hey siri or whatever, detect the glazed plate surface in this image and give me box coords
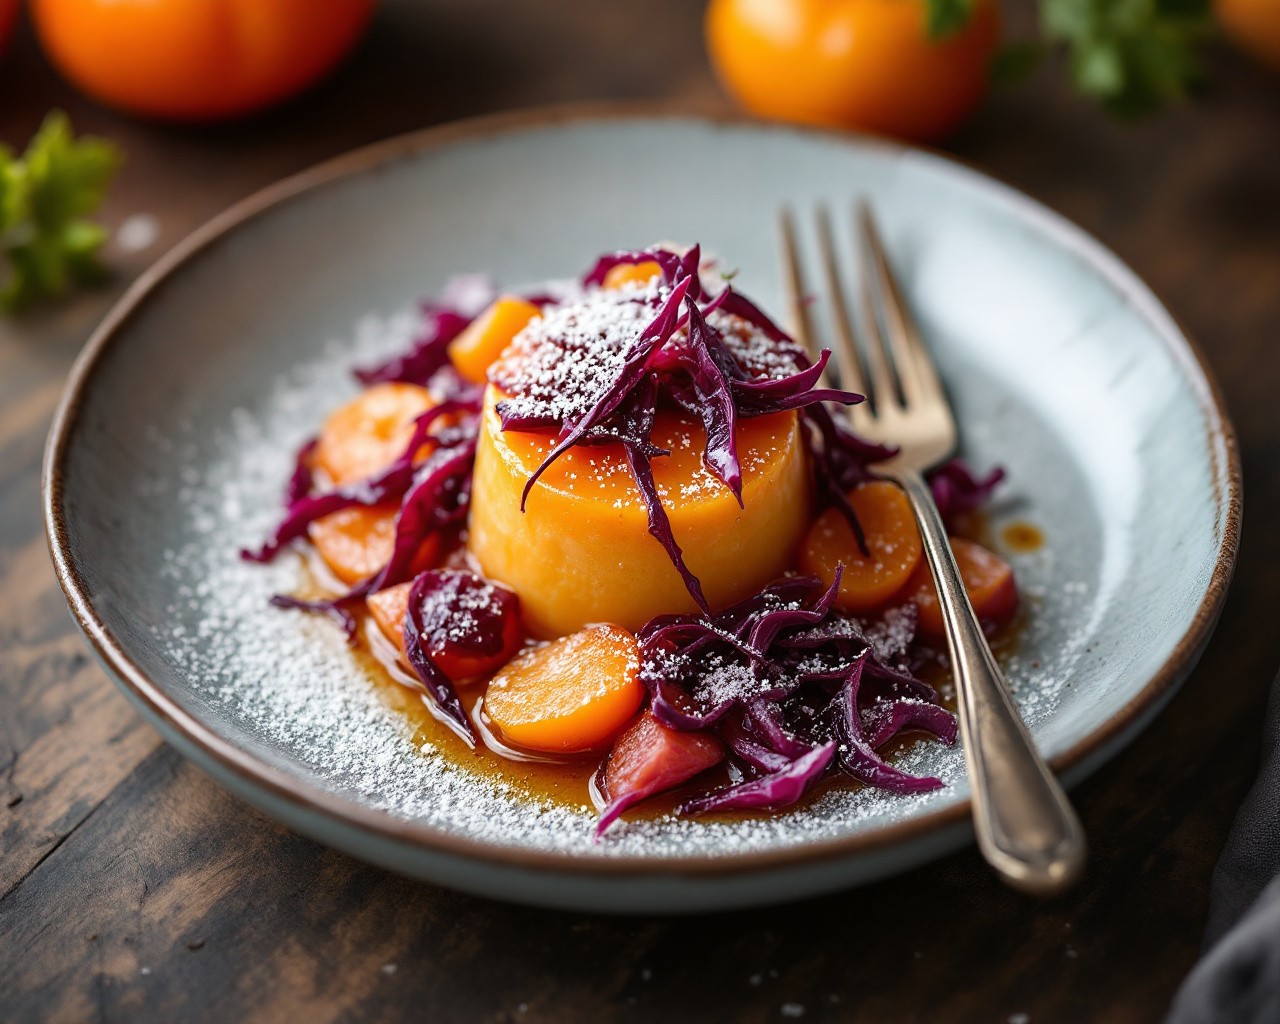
[45,110,1239,912]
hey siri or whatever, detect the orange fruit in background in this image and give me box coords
[705,0,1000,143]
[29,0,376,121]
[1217,0,1280,71]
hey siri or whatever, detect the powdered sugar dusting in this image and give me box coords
[492,286,658,425]
[132,307,1086,858]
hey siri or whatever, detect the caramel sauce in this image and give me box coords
[355,616,602,809]
[1001,520,1045,554]
[306,518,1032,819]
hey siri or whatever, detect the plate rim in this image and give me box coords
[42,102,1242,879]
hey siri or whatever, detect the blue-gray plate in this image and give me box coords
[44,109,1240,913]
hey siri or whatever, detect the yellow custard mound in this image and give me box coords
[468,388,811,637]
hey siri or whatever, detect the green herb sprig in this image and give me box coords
[928,0,1212,117]
[1,112,121,313]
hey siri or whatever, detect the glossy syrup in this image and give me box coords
[329,520,1030,819]
[1001,520,1046,554]
[349,609,1023,821]
[355,619,603,810]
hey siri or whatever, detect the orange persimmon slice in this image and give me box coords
[601,261,662,290]
[308,505,439,586]
[367,581,412,652]
[483,624,644,753]
[313,382,435,486]
[798,480,923,614]
[448,296,541,385]
[906,538,1018,637]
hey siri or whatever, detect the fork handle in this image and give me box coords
[888,467,1087,894]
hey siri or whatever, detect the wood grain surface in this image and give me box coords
[3,2,1279,1021]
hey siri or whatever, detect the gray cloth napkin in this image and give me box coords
[1167,672,1280,1024]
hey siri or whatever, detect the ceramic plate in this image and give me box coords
[44,109,1240,913]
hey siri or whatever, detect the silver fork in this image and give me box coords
[780,202,1086,894]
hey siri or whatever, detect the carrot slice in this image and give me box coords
[906,538,1018,636]
[367,581,412,652]
[601,261,662,290]
[602,713,723,808]
[798,480,923,613]
[365,578,522,683]
[448,296,541,385]
[314,382,434,486]
[483,625,644,753]
[308,505,439,586]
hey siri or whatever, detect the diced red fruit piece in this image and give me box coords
[367,570,523,683]
[602,713,725,809]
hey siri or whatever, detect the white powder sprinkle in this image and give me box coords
[493,287,657,425]
[136,302,1080,859]
[864,605,918,666]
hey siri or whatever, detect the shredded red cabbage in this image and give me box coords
[247,387,483,638]
[402,572,472,743]
[680,742,836,815]
[400,569,519,742]
[497,245,876,607]
[353,275,555,387]
[283,438,318,508]
[242,252,1013,835]
[242,396,477,565]
[599,570,957,829]
[353,305,473,387]
[929,459,1006,528]
[583,246,704,299]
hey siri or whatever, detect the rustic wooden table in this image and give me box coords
[2,3,1278,1021]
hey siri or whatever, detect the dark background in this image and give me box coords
[2,1,1279,1021]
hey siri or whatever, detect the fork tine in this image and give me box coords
[777,207,828,387]
[813,207,866,394]
[810,209,875,434]
[857,202,944,408]
[849,211,904,416]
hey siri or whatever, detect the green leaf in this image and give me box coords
[926,0,977,39]
[991,42,1047,88]
[1,111,121,313]
[1072,39,1126,98]
[1038,0,1210,117]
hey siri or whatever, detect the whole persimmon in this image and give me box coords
[705,0,1000,143]
[30,0,375,121]
[1217,0,1280,70]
